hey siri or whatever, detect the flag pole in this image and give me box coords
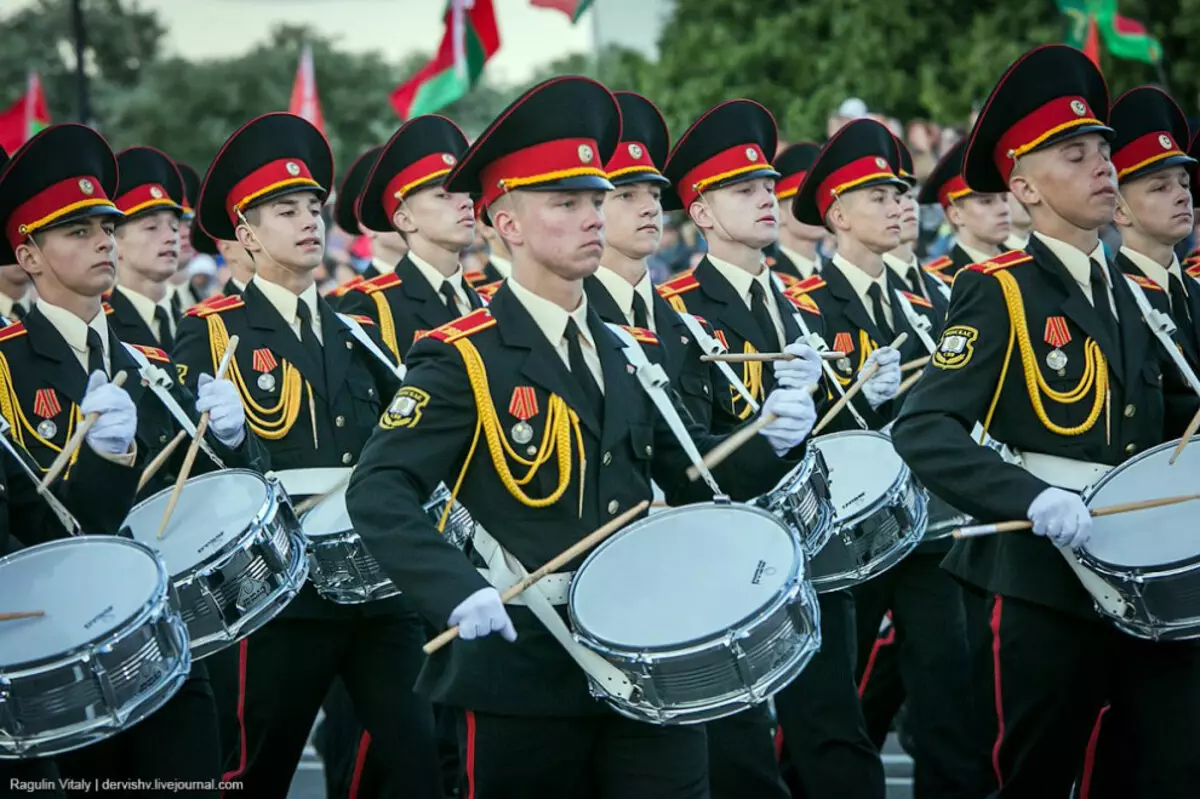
[69,0,93,127]
[590,1,603,82]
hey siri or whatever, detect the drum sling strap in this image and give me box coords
[121,342,225,469]
[1123,276,1200,396]
[674,311,760,412]
[0,415,79,534]
[335,313,407,382]
[892,288,939,355]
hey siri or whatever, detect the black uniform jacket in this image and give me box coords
[105,287,171,351]
[337,256,484,363]
[173,281,403,619]
[1113,250,1200,370]
[345,283,799,716]
[891,239,1198,616]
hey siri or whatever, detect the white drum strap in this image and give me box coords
[1058,547,1133,619]
[606,324,724,497]
[0,416,79,534]
[893,289,939,355]
[786,300,869,430]
[121,343,225,469]
[472,525,635,700]
[932,274,951,301]
[336,313,407,381]
[1123,276,1200,396]
[675,311,759,412]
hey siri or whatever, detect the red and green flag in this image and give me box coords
[0,71,50,155]
[390,0,500,121]
[288,44,325,134]
[530,0,594,24]
[1058,1,1162,65]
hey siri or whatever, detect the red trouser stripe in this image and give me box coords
[1079,704,1110,799]
[348,731,372,799]
[990,595,1005,789]
[774,725,784,762]
[465,710,478,799]
[221,638,250,790]
[857,615,896,698]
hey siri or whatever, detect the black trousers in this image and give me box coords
[857,613,901,748]
[983,594,1200,798]
[706,704,789,799]
[215,601,440,798]
[55,671,221,798]
[774,589,884,799]
[456,710,708,799]
[314,679,389,799]
[853,553,986,798]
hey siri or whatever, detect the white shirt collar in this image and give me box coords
[1005,231,1031,251]
[117,285,171,330]
[1119,246,1183,292]
[371,257,396,275]
[778,245,817,278]
[708,254,775,305]
[957,240,1000,265]
[591,265,654,325]
[0,293,15,320]
[489,254,512,278]
[881,252,918,281]
[409,250,464,295]
[252,276,321,327]
[1033,232,1107,291]
[832,253,890,305]
[36,299,110,368]
[506,276,594,349]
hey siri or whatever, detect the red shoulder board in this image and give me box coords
[968,250,1033,275]
[1128,274,1164,292]
[189,295,245,317]
[923,255,953,273]
[347,314,376,326]
[765,255,777,268]
[0,322,28,343]
[425,309,496,344]
[463,270,489,287]
[359,272,402,295]
[329,276,365,297]
[618,325,658,345]
[656,270,699,299]
[1187,262,1200,279]
[102,302,114,315]
[900,290,933,309]
[773,270,799,288]
[788,275,826,295]
[476,280,503,299]
[130,343,170,363]
[786,292,821,316]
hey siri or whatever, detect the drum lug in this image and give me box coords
[727,632,763,704]
[88,656,124,727]
[711,494,732,506]
[632,653,663,711]
[0,678,21,740]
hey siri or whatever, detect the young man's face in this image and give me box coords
[17,216,119,299]
[601,181,663,259]
[116,209,180,283]
[1117,165,1194,245]
[1011,133,1117,232]
[830,184,904,253]
[495,190,607,281]
[692,177,779,250]
[393,185,476,250]
[897,188,919,246]
[238,191,326,270]
[178,217,196,264]
[949,193,1012,246]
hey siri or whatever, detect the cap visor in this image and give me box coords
[45,204,126,231]
[609,171,671,188]
[1029,123,1115,155]
[1120,153,1198,183]
[520,174,615,193]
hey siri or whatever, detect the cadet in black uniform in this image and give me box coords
[172,161,205,317]
[345,76,821,799]
[788,119,984,798]
[338,116,484,362]
[770,142,825,283]
[891,45,1200,797]
[0,150,32,326]
[173,112,441,798]
[882,138,953,319]
[325,145,385,309]
[0,123,266,797]
[105,147,187,351]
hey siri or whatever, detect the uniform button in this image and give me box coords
[335,415,346,428]
[342,452,353,465]
[1124,404,1136,418]
[159,434,169,444]
[368,388,375,398]
[644,445,652,456]
[607,499,619,515]
[1124,443,1137,455]
[602,451,612,466]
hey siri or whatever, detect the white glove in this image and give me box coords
[759,386,817,456]
[774,340,823,389]
[1026,487,1092,550]
[861,347,901,409]
[448,587,517,642]
[82,370,137,456]
[196,374,246,448]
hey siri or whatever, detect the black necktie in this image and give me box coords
[1168,274,1199,354]
[867,283,897,343]
[85,328,106,377]
[631,291,650,330]
[1090,260,1118,333]
[749,281,781,349]
[905,266,925,297]
[439,282,460,316]
[296,300,325,384]
[11,304,25,321]
[153,305,174,351]
[565,318,604,418]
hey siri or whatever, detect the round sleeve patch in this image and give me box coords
[932,325,979,370]
[380,386,430,429]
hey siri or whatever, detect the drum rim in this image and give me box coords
[0,536,174,674]
[568,501,806,654]
[812,429,913,528]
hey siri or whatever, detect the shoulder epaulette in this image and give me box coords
[1186,262,1200,279]
[0,322,28,343]
[922,256,953,274]
[130,343,170,363]
[618,325,658,345]
[765,255,777,268]
[656,270,699,299]
[968,250,1032,275]
[346,314,376,326]
[464,270,489,286]
[773,271,800,289]
[425,309,496,344]
[357,272,402,295]
[475,280,503,299]
[785,292,821,316]
[899,290,933,309]
[788,275,827,295]
[329,276,365,298]
[1127,274,1164,292]
[187,295,245,317]
[102,302,114,315]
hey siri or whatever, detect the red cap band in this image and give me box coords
[115,183,176,217]
[815,155,899,219]
[776,171,806,200]
[678,143,770,208]
[1113,130,1185,180]
[605,140,661,181]
[479,138,606,209]
[382,151,459,222]
[937,175,973,209]
[6,175,115,250]
[994,96,1103,183]
[226,158,320,224]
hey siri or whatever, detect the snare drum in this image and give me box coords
[569,502,821,725]
[923,493,973,541]
[808,430,927,591]
[752,447,834,556]
[124,470,308,659]
[1078,438,1200,641]
[0,537,190,759]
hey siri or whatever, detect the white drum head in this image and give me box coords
[1084,440,1200,568]
[0,538,160,666]
[125,470,267,574]
[571,504,796,649]
[814,431,904,521]
[301,483,350,539]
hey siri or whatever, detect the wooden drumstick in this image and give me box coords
[1168,407,1200,465]
[894,368,925,399]
[292,473,353,516]
[0,611,45,621]
[157,336,240,539]
[422,500,649,654]
[952,493,1200,538]
[136,429,187,493]
[810,332,908,437]
[701,351,847,363]
[900,356,930,373]
[38,371,129,491]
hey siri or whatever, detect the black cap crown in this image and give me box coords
[333,145,383,234]
[792,118,906,226]
[360,117,468,233]
[1109,86,1195,184]
[662,100,779,212]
